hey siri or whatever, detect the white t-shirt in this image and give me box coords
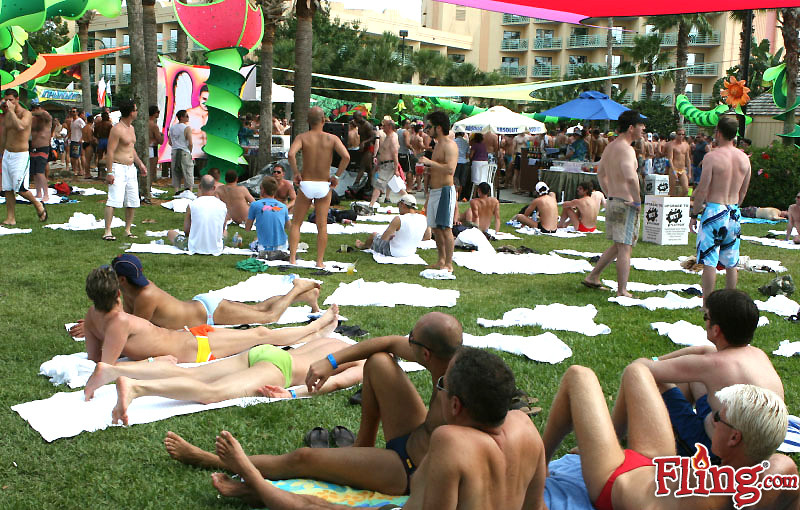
[70,118,85,142]
[188,195,227,255]
[169,123,191,153]
[390,213,428,258]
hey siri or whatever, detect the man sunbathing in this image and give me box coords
[514,181,558,232]
[84,335,362,426]
[542,363,797,510]
[617,289,784,461]
[164,312,464,497]
[557,181,600,232]
[205,347,548,510]
[354,195,430,257]
[81,265,338,366]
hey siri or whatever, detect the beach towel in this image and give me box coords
[420,269,457,280]
[651,321,713,347]
[610,291,703,311]
[477,304,610,337]
[259,479,408,508]
[454,227,495,253]
[203,274,321,303]
[125,242,254,256]
[45,212,130,231]
[256,258,354,273]
[544,455,593,510]
[323,279,459,308]
[160,198,193,213]
[742,235,800,250]
[779,416,800,453]
[740,216,785,224]
[300,222,386,236]
[367,249,427,265]
[769,229,798,237]
[452,252,593,275]
[773,340,800,358]
[489,230,521,240]
[356,213,396,223]
[463,332,572,364]
[0,225,32,235]
[1,189,68,205]
[602,280,702,293]
[516,226,587,238]
[552,249,602,258]
[754,295,800,317]
[71,185,106,196]
[417,239,437,250]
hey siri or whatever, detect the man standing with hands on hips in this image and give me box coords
[102,99,148,241]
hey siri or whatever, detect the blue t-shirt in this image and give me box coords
[248,198,289,250]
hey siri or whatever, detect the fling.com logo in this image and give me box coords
[654,444,799,508]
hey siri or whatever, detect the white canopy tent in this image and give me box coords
[246,82,316,103]
[452,105,546,135]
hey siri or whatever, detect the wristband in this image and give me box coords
[327,353,338,370]
[651,356,659,362]
[148,357,154,363]
[289,389,297,399]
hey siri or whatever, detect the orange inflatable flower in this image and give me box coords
[720,76,750,108]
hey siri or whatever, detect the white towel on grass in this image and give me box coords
[376,205,399,214]
[420,269,456,280]
[602,280,702,293]
[45,212,129,231]
[160,198,193,213]
[742,235,800,250]
[323,279,459,307]
[2,189,64,205]
[552,249,602,258]
[553,250,699,274]
[71,186,106,196]
[356,214,396,223]
[125,242,254,256]
[651,316,770,348]
[490,230,521,240]
[769,229,798,237]
[610,291,703,310]
[463,332,572,364]
[300,222,386,235]
[417,239,437,250]
[452,252,593,275]
[773,340,800,357]
[258,258,354,273]
[516,226,586,238]
[455,227,495,253]
[145,230,169,237]
[0,225,32,235]
[477,305,610,337]
[203,274,320,303]
[366,249,427,265]
[755,295,800,317]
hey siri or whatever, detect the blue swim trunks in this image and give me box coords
[662,387,720,463]
[192,293,224,325]
[385,433,417,495]
[697,202,741,268]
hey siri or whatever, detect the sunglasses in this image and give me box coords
[408,329,430,351]
[703,312,711,322]
[436,375,446,392]
[713,410,737,430]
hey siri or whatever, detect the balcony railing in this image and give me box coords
[639,92,673,104]
[684,92,711,105]
[531,64,560,77]
[499,66,528,77]
[533,37,562,50]
[566,62,606,76]
[568,34,607,48]
[120,73,131,84]
[533,18,558,23]
[120,47,130,55]
[502,14,530,24]
[620,93,633,104]
[501,38,529,51]
[658,30,720,46]
[686,63,719,76]
[612,34,636,47]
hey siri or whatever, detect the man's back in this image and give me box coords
[215,184,252,224]
[405,411,545,510]
[189,195,227,255]
[124,282,207,331]
[598,139,638,202]
[701,145,750,205]
[534,194,558,231]
[84,306,187,362]
[470,196,499,232]
[484,132,499,155]
[297,130,337,180]
[702,345,784,413]
[250,197,289,250]
[574,196,599,227]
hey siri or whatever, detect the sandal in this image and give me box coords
[126,233,138,239]
[330,426,355,447]
[581,280,609,291]
[37,204,48,222]
[304,427,330,448]
[102,234,116,241]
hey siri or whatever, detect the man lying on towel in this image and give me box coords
[542,363,798,510]
[165,312,471,498]
[355,195,431,257]
[80,266,338,366]
[84,334,362,426]
[558,181,600,232]
[70,254,320,336]
[619,289,784,463]
[205,347,548,510]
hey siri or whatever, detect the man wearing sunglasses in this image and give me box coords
[786,190,800,244]
[164,312,464,499]
[205,347,547,510]
[271,163,296,212]
[619,289,784,464]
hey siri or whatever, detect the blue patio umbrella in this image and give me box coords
[540,90,637,121]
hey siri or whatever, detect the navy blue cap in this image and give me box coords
[111,254,149,287]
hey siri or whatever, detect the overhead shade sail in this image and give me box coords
[1,46,127,90]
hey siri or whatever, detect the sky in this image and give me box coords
[337,0,423,23]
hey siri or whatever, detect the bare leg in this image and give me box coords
[724,267,738,290]
[215,279,322,323]
[125,207,135,236]
[583,243,619,286]
[614,243,633,297]
[442,226,454,271]
[313,191,333,268]
[103,205,116,238]
[668,172,678,197]
[564,208,580,228]
[166,431,225,469]
[288,191,312,265]
[701,264,717,306]
[678,172,689,197]
[3,191,17,225]
[515,214,539,229]
[428,227,447,270]
[355,233,376,250]
[34,173,49,200]
[18,190,46,220]
[369,186,381,208]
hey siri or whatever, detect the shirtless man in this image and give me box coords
[214,170,253,224]
[148,105,162,188]
[103,100,147,240]
[642,133,655,175]
[510,131,529,193]
[271,163,296,211]
[207,167,223,190]
[558,182,600,232]
[554,127,568,149]
[369,118,403,208]
[622,289,784,462]
[589,129,608,162]
[787,190,800,244]
[690,116,751,302]
[69,108,85,177]
[666,128,691,197]
[80,265,339,367]
[288,107,350,268]
[346,120,359,149]
[484,129,499,164]
[352,111,375,187]
[272,115,285,135]
[94,110,113,179]
[203,347,547,510]
[419,111,458,272]
[514,181,558,232]
[500,133,515,185]
[29,103,53,201]
[462,182,500,233]
[82,114,96,177]
[85,334,361,426]
[1,89,47,225]
[409,124,425,191]
[582,110,645,298]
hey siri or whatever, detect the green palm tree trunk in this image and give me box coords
[780,8,798,144]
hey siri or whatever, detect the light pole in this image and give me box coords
[399,29,408,83]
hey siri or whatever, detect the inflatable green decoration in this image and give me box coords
[763,63,800,142]
[173,0,263,178]
[411,97,563,124]
[675,95,732,127]
[0,0,122,32]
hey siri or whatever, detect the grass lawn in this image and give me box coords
[1,180,798,508]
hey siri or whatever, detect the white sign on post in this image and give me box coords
[642,196,690,245]
[644,174,670,196]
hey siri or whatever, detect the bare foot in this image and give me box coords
[298,287,321,313]
[354,240,365,249]
[215,431,261,480]
[112,376,135,426]
[425,264,444,270]
[164,431,222,468]
[2,221,16,226]
[616,290,634,298]
[84,362,117,401]
[211,472,253,498]
[313,304,339,339]
[292,278,321,295]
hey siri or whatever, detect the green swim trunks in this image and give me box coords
[248,345,293,387]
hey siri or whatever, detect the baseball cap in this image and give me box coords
[111,254,149,287]
[535,182,550,195]
[399,194,417,208]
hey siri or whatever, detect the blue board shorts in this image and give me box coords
[696,202,741,268]
[662,387,720,463]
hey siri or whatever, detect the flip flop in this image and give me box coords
[37,204,48,222]
[330,426,355,447]
[348,388,363,406]
[102,234,116,241]
[126,233,138,239]
[581,280,609,291]
[304,427,330,448]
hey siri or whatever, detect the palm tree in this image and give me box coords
[293,0,318,137]
[411,49,451,85]
[126,0,151,198]
[352,32,402,114]
[256,0,291,170]
[620,33,672,101]
[780,8,799,143]
[176,30,188,62]
[77,11,94,114]
[648,13,711,122]
[142,0,158,110]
